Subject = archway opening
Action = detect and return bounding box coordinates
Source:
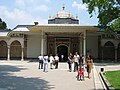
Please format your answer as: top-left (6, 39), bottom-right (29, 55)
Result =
top-left (57, 45), bottom-right (68, 62)
top-left (0, 40), bottom-right (7, 59)
top-left (103, 41), bottom-right (115, 61)
top-left (10, 40), bottom-right (22, 60)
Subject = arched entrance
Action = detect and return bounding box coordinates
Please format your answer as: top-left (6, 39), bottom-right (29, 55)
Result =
top-left (0, 40), bottom-right (7, 59)
top-left (10, 40), bottom-right (22, 60)
top-left (57, 45), bottom-right (68, 62)
top-left (103, 41), bottom-right (115, 61)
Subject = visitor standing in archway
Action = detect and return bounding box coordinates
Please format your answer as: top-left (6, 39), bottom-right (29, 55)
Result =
top-left (61, 55), bottom-right (64, 62)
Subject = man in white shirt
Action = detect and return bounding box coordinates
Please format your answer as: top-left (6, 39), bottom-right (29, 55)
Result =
top-left (54, 54), bottom-right (59, 69)
top-left (73, 52), bottom-right (79, 72)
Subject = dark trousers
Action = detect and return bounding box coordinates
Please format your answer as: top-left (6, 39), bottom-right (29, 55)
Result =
top-left (74, 62), bottom-right (78, 72)
top-left (55, 61), bottom-right (58, 69)
top-left (38, 60), bottom-right (43, 69)
top-left (68, 63), bottom-right (72, 72)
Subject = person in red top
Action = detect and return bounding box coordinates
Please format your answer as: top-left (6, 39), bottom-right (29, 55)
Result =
top-left (77, 65), bottom-right (84, 81)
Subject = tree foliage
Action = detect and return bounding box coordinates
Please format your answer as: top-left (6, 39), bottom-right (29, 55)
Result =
top-left (111, 18), bottom-right (120, 31)
top-left (0, 18), bottom-right (7, 30)
top-left (82, 0), bottom-right (120, 31)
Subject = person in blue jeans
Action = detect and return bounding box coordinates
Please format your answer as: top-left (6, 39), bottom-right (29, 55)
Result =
top-left (43, 55), bottom-right (49, 72)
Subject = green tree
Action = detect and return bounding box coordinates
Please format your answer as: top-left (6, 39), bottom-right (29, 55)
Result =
top-left (0, 18), bottom-right (7, 29)
top-left (82, 0), bottom-right (120, 31)
top-left (111, 19), bottom-right (120, 31)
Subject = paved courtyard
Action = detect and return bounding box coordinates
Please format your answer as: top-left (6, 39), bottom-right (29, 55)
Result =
top-left (95, 63), bottom-right (120, 72)
top-left (0, 61), bottom-right (95, 90)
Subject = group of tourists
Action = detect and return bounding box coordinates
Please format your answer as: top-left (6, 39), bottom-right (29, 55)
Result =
top-left (38, 54), bottom-right (59, 72)
top-left (38, 52), bottom-right (93, 79)
top-left (67, 52), bottom-right (93, 79)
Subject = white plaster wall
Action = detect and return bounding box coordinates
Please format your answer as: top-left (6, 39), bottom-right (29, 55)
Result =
top-left (27, 35), bottom-right (41, 58)
top-left (86, 35), bottom-right (98, 58)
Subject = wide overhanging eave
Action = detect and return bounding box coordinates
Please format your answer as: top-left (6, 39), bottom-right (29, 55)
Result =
top-left (29, 25), bottom-right (99, 32)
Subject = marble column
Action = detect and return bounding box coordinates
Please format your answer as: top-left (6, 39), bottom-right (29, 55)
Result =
top-left (7, 45), bottom-right (10, 61)
top-left (115, 46), bottom-right (117, 62)
top-left (80, 37), bottom-right (83, 54)
top-left (21, 47), bottom-right (24, 61)
top-left (101, 46), bottom-right (103, 62)
top-left (83, 30), bottom-right (86, 60)
top-left (41, 31), bottom-right (44, 55)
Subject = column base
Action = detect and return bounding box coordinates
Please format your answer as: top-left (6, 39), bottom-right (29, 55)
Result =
top-left (7, 59), bottom-right (10, 61)
top-left (21, 59), bottom-right (24, 61)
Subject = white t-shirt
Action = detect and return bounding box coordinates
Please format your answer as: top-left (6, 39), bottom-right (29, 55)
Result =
top-left (54, 56), bottom-right (59, 61)
top-left (38, 56), bottom-right (43, 60)
top-left (49, 56), bottom-right (54, 63)
top-left (74, 54), bottom-right (79, 62)
top-left (44, 56), bottom-right (48, 63)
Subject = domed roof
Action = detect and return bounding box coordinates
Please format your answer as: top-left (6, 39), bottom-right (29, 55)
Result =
top-left (52, 5), bottom-right (75, 19)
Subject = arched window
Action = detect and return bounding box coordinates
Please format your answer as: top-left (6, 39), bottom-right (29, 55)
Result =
top-left (104, 41), bottom-right (114, 47)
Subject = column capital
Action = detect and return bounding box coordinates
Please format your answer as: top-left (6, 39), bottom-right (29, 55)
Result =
top-left (83, 30), bottom-right (86, 38)
top-left (7, 45), bottom-right (10, 48)
top-left (115, 46), bottom-right (118, 49)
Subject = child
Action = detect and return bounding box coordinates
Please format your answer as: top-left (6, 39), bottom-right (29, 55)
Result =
top-left (77, 65), bottom-right (84, 81)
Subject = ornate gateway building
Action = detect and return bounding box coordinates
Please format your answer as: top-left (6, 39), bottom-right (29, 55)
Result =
top-left (0, 6), bottom-right (120, 62)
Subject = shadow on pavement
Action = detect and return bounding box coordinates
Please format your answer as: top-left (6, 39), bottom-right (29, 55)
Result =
top-left (0, 65), bottom-right (26, 72)
top-left (0, 65), bottom-right (55, 90)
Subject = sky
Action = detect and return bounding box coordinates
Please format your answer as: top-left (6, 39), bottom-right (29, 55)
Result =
top-left (0, 0), bottom-right (99, 29)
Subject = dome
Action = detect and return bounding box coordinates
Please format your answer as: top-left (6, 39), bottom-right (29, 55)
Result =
top-left (52, 5), bottom-right (75, 19)
top-left (48, 5), bottom-right (79, 24)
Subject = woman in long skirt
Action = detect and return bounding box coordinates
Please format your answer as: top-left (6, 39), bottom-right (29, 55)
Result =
top-left (86, 55), bottom-right (93, 78)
